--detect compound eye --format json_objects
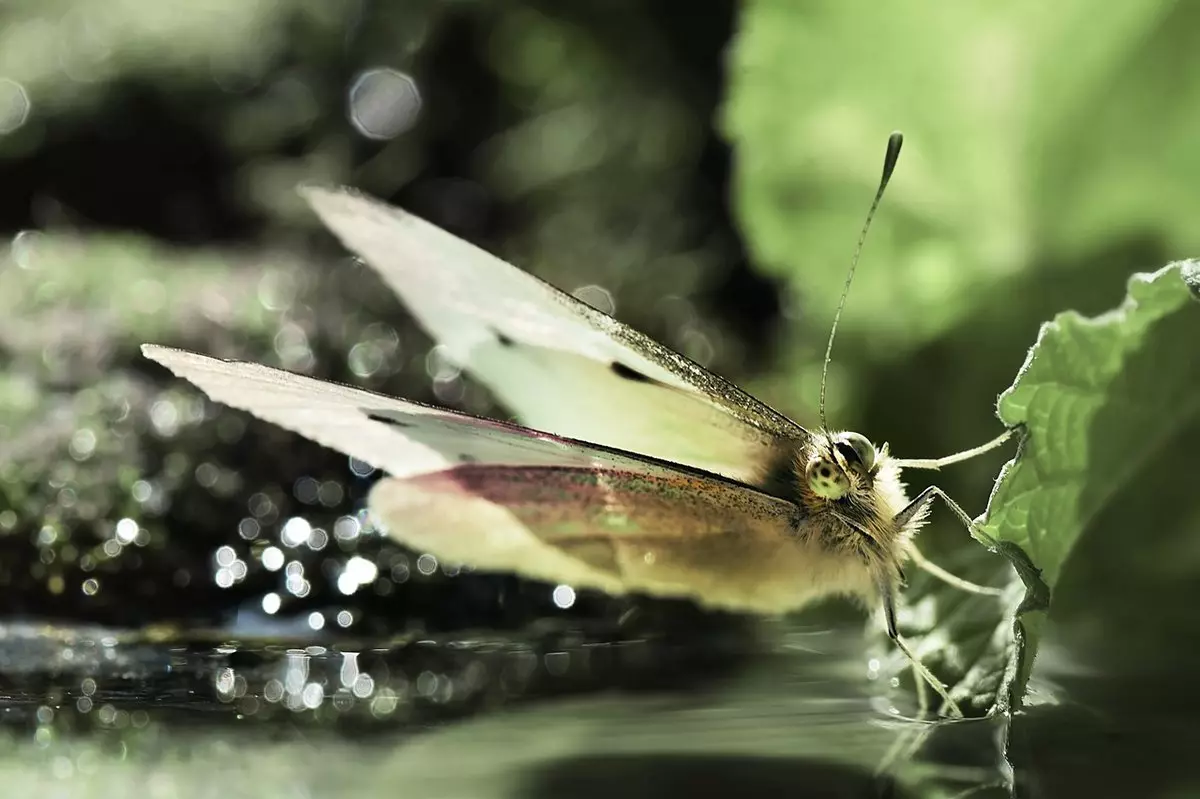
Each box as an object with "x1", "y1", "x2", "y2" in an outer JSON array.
[
  {"x1": 807, "y1": 458, "x2": 850, "y2": 500},
  {"x1": 836, "y1": 432, "x2": 877, "y2": 473}
]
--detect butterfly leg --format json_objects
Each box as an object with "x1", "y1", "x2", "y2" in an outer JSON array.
[
  {"x1": 878, "y1": 579, "x2": 963, "y2": 719},
  {"x1": 893, "y1": 487, "x2": 1007, "y2": 596},
  {"x1": 891, "y1": 429, "x2": 1013, "y2": 470},
  {"x1": 907, "y1": 542, "x2": 1005, "y2": 596}
]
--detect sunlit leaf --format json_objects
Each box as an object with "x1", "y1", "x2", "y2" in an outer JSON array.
[{"x1": 979, "y1": 261, "x2": 1200, "y2": 707}]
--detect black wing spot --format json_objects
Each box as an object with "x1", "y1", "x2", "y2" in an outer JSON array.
[
  {"x1": 494, "y1": 330, "x2": 516, "y2": 347},
  {"x1": 365, "y1": 410, "x2": 414, "y2": 428},
  {"x1": 458, "y1": 453, "x2": 479, "y2": 463},
  {"x1": 610, "y1": 362, "x2": 654, "y2": 384}
]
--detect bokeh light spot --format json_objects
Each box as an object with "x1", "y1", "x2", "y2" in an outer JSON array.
[
  {"x1": 552, "y1": 584, "x2": 576, "y2": 609},
  {"x1": 0, "y1": 78, "x2": 30, "y2": 134},
  {"x1": 347, "y1": 68, "x2": 421, "y2": 140}
]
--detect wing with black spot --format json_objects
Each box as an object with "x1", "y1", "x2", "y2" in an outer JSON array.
[
  {"x1": 141, "y1": 344, "x2": 745, "y2": 480},
  {"x1": 300, "y1": 186, "x2": 808, "y2": 483}
]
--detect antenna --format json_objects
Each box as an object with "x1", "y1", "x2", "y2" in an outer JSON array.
[{"x1": 818, "y1": 131, "x2": 904, "y2": 429}]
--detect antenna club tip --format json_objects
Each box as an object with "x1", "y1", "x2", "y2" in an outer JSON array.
[
  {"x1": 821, "y1": 130, "x2": 906, "y2": 421},
  {"x1": 882, "y1": 132, "x2": 904, "y2": 180}
]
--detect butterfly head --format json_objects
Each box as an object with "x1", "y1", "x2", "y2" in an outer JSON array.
[
  {"x1": 804, "y1": 430, "x2": 883, "y2": 501},
  {"x1": 794, "y1": 429, "x2": 911, "y2": 558}
]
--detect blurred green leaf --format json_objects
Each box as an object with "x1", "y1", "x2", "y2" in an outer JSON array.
[
  {"x1": 981, "y1": 261, "x2": 1200, "y2": 706},
  {"x1": 724, "y1": 0, "x2": 1200, "y2": 366}
]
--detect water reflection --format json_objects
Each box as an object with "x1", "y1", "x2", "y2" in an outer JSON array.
[
  {"x1": 0, "y1": 619, "x2": 1018, "y2": 798},
  {"x1": 8, "y1": 612, "x2": 1192, "y2": 797}
]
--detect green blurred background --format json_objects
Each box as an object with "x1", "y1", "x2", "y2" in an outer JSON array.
[{"x1": 1, "y1": 0, "x2": 1199, "y2": 795}]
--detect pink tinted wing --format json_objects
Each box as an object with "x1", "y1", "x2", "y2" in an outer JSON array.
[{"x1": 369, "y1": 466, "x2": 874, "y2": 615}]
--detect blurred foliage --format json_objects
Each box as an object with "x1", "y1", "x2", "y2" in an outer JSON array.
[{"x1": 726, "y1": 0, "x2": 1199, "y2": 372}]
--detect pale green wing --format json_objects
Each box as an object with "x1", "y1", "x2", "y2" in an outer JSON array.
[
  {"x1": 301, "y1": 186, "x2": 807, "y2": 484},
  {"x1": 141, "y1": 344, "x2": 704, "y2": 478}
]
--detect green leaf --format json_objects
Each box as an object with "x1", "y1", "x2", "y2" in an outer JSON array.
[{"x1": 980, "y1": 260, "x2": 1200, "y2": 708}]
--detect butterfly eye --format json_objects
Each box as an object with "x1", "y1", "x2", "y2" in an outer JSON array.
[
  {"x1": 807, "y1": 458, "x2": 850, "y2": 500},
  {"x1": 835, "y1": 432, "x2": 877, "y2": 473}
]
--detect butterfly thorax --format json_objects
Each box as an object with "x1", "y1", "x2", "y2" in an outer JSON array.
[{"x1": 781, "y1": 429, "x2": 919, "y2": 585}]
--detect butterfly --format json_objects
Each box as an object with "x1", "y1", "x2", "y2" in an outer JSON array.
[{"x1": 143, "y1": 133, "x2": 1011, "y2": 717}]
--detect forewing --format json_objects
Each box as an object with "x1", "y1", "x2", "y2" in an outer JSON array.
[
  {"x1": 367, "y1": 465, "x2": 860, "y2": 614},
  {"x1": 141, "y1": 344, "x2": 734, "y2": 479},
  {"x1": 300, "y1": 186, "x2": 806, "y2": 483}
]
